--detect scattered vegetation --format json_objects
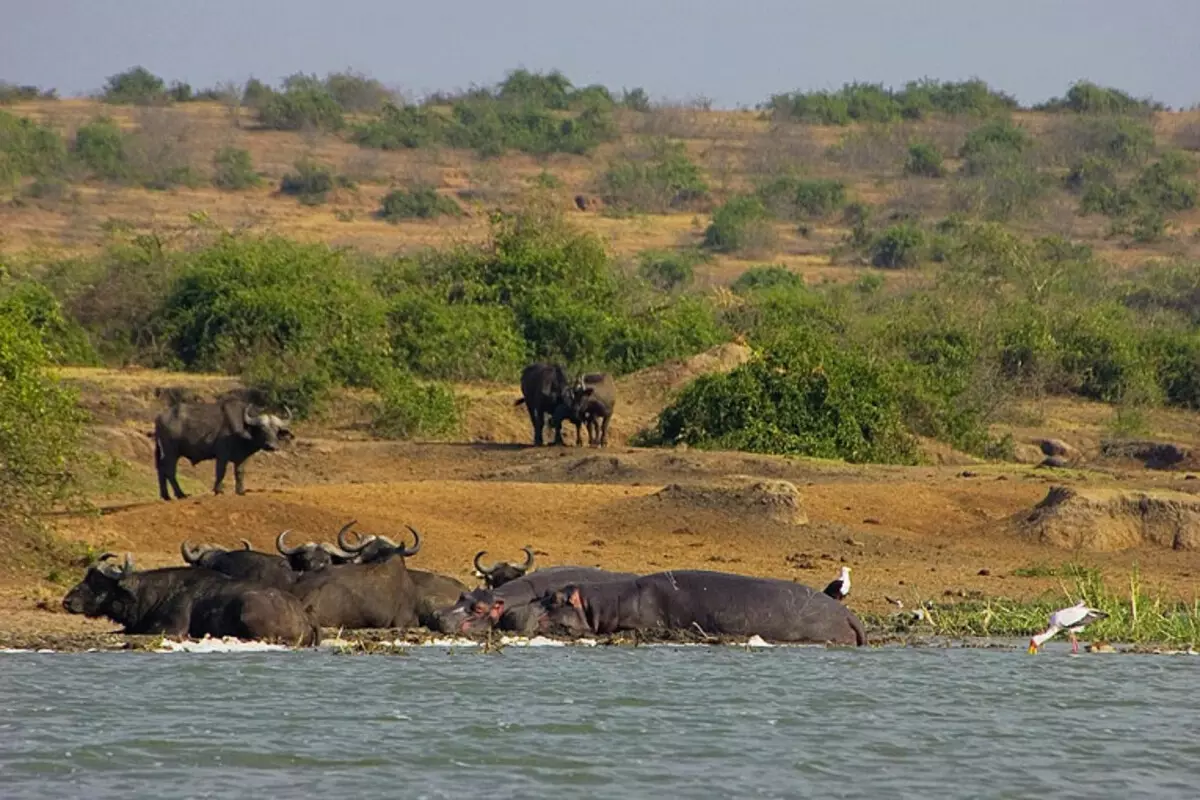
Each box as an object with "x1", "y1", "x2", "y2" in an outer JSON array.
[
  {"x1": 767, "y1": 79, "x2": 1018, "y2": 124},
  {"x1": 279, "y1": 158, "x2": 352, "y2": 205},
  {"x1": 378, "y1": 185, "x2": 463, "y2": 221},
  {"x1": 597, "y1": 137, "x2": 709, "y2": 213},
  {"x1": 211, "y1": 146, "x2": 261, "y2": 190}
]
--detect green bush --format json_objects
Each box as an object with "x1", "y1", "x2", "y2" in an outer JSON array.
[
  {"x1": 904, "y1": 141, "x2": 944, "y2": 177},
  {"x1": 386, "y1": 291, "x2": 527, "y2": 381},
  {"x1": 211, "y1": 146, "x2": 261, "y2": 190},
  {"x1": 757, "y1": 176, "x2": 846, "y2": 219},
  {"x1": 0, "y1": 110, "x2": 66, "y2": 186},
  {"x1": 1055, "y1": 304, "x2": 1149, "y2": 402},
  {"x1": 378, "y1": 185, "x2": 463, "y2": 221},
  {"x1": 370, "y1": 370, "x2": 461, "y2": 439},
  {"x1": 597, "y1": 138, "x2": 708, "y2": 212},
  {"x1": 960, "y1": 119, "x2": 1032, "y2": 173},
  {"x1": 871, "y1": 223, "x2": 926, "y2": 268},
  {"x1": 636, "y1": 249, "x2": 703, "y2": 291},
  {"x1": 445, "y1": 94, "x2": 615, "y2": 157},
  {"x1": 0, "y1": 83, "x2": 57, "y2": 104},
  {"x1": 1037, "y1": 81, "x2": 1163, "y2": 115},
  {"x1": 160, "y1": 235, "x2": 390, "y2": 387},
  {"x1": 240, "y1": 350, "x2": 334, "y2": 420},
  {"x1": 703, "y1": 195, "x2": 774, "y2": 254},
  {"x1": 352, "y1": 102, "x2": 444, "y2": 149},
  {"x1": 0, "y1": 307, "x2": 87, "y2": 526},
  {"x1": 498, "y1": 68, "x2": 573, "y2": 110},
  {"x1": 101, "y1": 66, "x2": 166, "y2": 105},
  {"x1": 0, "y1": 279, "x2": 97, "y2": 365},
  {"x1": 258, "y1": 76, "x2": 345, "y2": 131},
  {"x1": 730, "y1": 265, "x2": 804, "y2": 294},
  {"x1": 324, "y1": 70, "x2": 392, "y2": 112},
  {"x1": 1134, "y1": 152, "x2": 1197, "y2": 213},
  {"x1": 768, "y1": 79, "x2": 1016, "y2": 124},
  {"x1": 279, "y1": 159, "x2": 342, "y2": 205},
  {"x1": 71, "y1": 117, "x2": 130, "y2": 181},
  {"x1": 644, "y1": 332, "x2": 918, "y2": 464},
  {"x1": 621, "y1": 87, "x2": 652, "y2": 112}
]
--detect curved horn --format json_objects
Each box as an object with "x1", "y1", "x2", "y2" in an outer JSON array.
[
  {"x1": 243, "y1": 406, "x2": 256, "y2": 427},
  {"x1": 180, "y1": 540, "x2": 205, "y2": 565},
  {"x1": 518, "y1": 545, "x2": 535, "y2": 572},
  {"x1": 473, "y1": 550, "x2": 495, "y2": 576},
  {"x1": 281, "y1": 406, "x2": 293, "y2": 423},
  {"x1": 240, "y1": 539, "x2": 253, "y2": 551},
  {"x1": 336, "y1": 520, "x2": 372, "y2": 553},
  {"x1": 318, "y1": 542, "x2": 357, "y2": 560},
  {"x1": 399, "y1": 525, "x2": 422, "y2": 558},
  {"x1": 98, "y1": 553, "x2": 134, "y2": 579},
  {"x1": 97, "y1": 551, "x2": 120, "y2": 563},
  {"x1": 275, "y1": 530, "x2": 303, "y2": 556}
]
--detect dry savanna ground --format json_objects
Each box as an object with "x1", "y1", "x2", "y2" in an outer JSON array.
[{"x1": 4, "y1": 98, "x2": 1200, "y2": 640}]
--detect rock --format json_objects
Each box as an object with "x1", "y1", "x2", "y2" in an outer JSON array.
[
  {"x1": 978, "y1": 569, "x2": 991, "y2": 576},
  {"x1": 1038, "y1": 456, "x2": 1071, "y2": 469},
  {"x1": 1012, "y1": 444, "x2": 1046, "y2": 465},
  {"x1": 1017, "y1": 484, "x2": 1200, "y2": 551},
  {"x1": 1036, "y1": 438, "x2": 1079, "y2": 459}
]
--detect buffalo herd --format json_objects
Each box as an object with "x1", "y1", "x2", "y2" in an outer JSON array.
[{"x1": 71, "y1": 366, "x2": 866, "y2": 646}]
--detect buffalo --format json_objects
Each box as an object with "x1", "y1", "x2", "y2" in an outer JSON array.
[
  {"x1": 515, "y1": 363, "x2": 570, "y2": 446},
  {"x1": 179, "y1": 538, "x2": 298, "y2": 590},
  {"x1": 554, "y1": 373, "x2": 616, "y2": 448},
  {"x1": 433, "y1": 566, "x2": 639, "y2": 635},
  {"x1": 289, "y1": 524, "x2": 423, "y2": 629},
  {"x1": 63, "y1": 553, "x2": 319, "y2": 645},
  {"x1": 538, "y1": 570, "x2": 867, "y2": 645},
  {"x1": 473, "y1": 546, "x2": 536, "y2": 588},
  {"x1": 274, "y1": 524, "x2": 360, "y2": 573},
  {"x1": 153, "y1": 395, "x2": 293, "y2": 501}
]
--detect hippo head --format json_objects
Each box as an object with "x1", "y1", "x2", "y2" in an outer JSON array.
[
  {"x1": 537, "y1": 586, "x2": 591, "y2": 636},
  {"x1": 472, "y1": 547, "x2": 535, "y2": 589},
  {"x1": 243, "y1": 406, "x2": 294, "y2": 452},
  {"x1": 62, "y1": 553, "x2": 135, "y2": 620},
  {"x1": 435, "y1": 591, "x2": 506, "y2": 635},
  {"x1": 276, "y1": 525, "x2": 359, "y2": 572}
]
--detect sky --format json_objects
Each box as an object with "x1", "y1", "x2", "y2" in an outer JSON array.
[{"x1": 2, "y1": 0, "x2": 1198, "y2": 109}]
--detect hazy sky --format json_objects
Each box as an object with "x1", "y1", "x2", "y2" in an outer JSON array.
[{"x1": 3, "y1": 1, "x2": 1197, "y2": 108}]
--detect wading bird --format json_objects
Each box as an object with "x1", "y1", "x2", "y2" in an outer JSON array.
[
  {"x1": 823, "y1": 567, "x2": 851, "y2": 601},
  {"x1": 1028, "y1": 601, "x2": 1108, "y2": 654}
]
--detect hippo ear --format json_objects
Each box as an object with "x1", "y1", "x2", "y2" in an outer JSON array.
[
  {"x1": 568, "y1": 587, "x2": 583, "y2": 609},
  {"x1": 489, "y1": 599, "x2": 505, "y2": 621}
]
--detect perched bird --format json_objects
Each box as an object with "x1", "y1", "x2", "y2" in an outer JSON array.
[
  {"x1": 823, "y1": 567, "x2": 851, "y2": 601},
  {"x1": 885, "y1": 596, "x2": 904, "y2": 609},
  {"x1": 1028, "y1": 601, "x2": 1109, "y2": 654}
]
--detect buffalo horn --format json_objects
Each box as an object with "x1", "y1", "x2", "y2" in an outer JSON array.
[
  {"x1": 518, "y1": 545, "x2": 535, "y2": 572},
  {"x1": 473, "y1": 551, "x2": 495, "y2": 576},
  {"x1": 336, "y1": 520, "x2": 372, "y2": 553},
  {"x1": 318, "y1": 542, "x2": 357, "y2": 560},
  {"x1": 240, "y1": 539, "x2": 253, "y2": 551},
  {"x1": 281, "y1": 406, "x2": 294, "y2": 423},
  {"x1": 275, "y1": 530, "x2": 304, "y2": 556},
  {"x1": 180, "y1": 540, "x2": 206, "y2": 565},
  {"x1": 399, "y1": 525, "x2": 422, "y2": 558}
]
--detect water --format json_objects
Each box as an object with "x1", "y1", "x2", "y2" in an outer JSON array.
[{"x1": 2, "y1": 644, "x2": 1199, "y2": 799}]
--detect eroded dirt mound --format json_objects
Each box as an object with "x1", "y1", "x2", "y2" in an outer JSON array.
[
  {"x1": 1099, "y1": 439, "x2": 1196, "y2": 471},
  {"x1": 650, "y1": 478, "x2": 809, "y2": 526},
  {"x1": 1018, "y1": 485, "x2": 1200, "y2": 551}
]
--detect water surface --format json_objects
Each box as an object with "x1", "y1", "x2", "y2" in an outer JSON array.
[{"x1": 2, "y1": 645, "x2": 1197, "y2": 799}]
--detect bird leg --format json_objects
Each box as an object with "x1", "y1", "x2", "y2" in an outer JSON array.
[{"x1": 1070, "y1": 632, "x2": 1079, "y2": 654}]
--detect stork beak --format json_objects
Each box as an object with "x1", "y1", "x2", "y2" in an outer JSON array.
[{"x1": 1027, "y1": 641, "x2": 1038, "y2": 655}]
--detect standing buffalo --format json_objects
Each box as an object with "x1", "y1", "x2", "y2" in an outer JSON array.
[
  {"x1": 180, "y1": 539, "x2": 297, "y2": 591},
  {"x1": 289, "y1": 525, "x2": 422, "y2": 629},
  {"x1": 515, "y1": 363, "x2": 570, "y2": 446},
  {"x1": 538, "y1": 570, "x2": 867, "y2": 645},
  {"x1": 555, "y1": 373, "x2": 616, "y2": 448},
  {"x1": 153, "y1": 395, "x2": 293, "y2": 501},
  {"x1": 433, "y1": 566, "x2": 639, "y2": 635},
  {"x1": 63, "y1": 553, "x2": 319, "y2": 645},
  {"x1": 473, "y1": 547, "x2": 536, "y2": 588}
]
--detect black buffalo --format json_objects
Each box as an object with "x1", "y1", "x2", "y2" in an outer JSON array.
[
  {"x1": 289, "y1": 525, "x2": 422, "y2": 629},
  {"x1": 180, "y1": 538, "x2": 298, "y2": 590},
  {"x1": 473, "y1": 546, "x2": 536, "y2": 588},
  {"x1": 553, "y1": 372, "x2": 616, "y2": 448},
  {"x1": 274, "y1": 524, "x2": 360, "y2": 573},
  {"x1": 538, "y1": 570, "x2": 867, "y2": 645},
  {"x1": 62, "y1": 553, "x2": 319, "y2": 645},
  {"x1": 153, "y1": 395, "x2": 293, "y2": 501},
  {"x1": 515, "y1": 363, "x2": 570, "y2": 446},
  {"x1": 433, "y1": 566, "x2": 639, "y2": 635}
]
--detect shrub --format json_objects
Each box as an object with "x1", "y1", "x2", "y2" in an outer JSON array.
[
  {"x1": 1049, "y1": 116, "x2": 1156, "y2": 166},
  {"x1": 445, "y1": 94, "x2": 615, "y2": 157},
  {"x1": 378, "y1": 185, "x2": 463, "y2": 221},
  {"x1": 645, "y1": 333, "x2": 919, "y2": 464},
  {"x1": 960, "y1": 119, "x2": 1032, "y2": 173},
  {"x1": 125, "y1": 108, "x2": 199, "y2": 190},
  {"x1": 730, "y1": 265, "x2": 804, "y2": 294},
  {"x1": 279, "y1": 159, "x2": 340, "y2": 205},
  {"x1": 211, "y1": 146, "x2": 261, "y2": 190},
  {"x1": 370, "y1": 370, "x2": 461, "y2": 439},
  {"x1": 258, "y1": 76, "x2": 345, "y2": 131},
  {"x1": 242, "y1": 78, "x2": 274, "y2": 109},
  {"x1": 904, "y1": 141, "x2": 944, "y2": 177},
  {"x1": 101, "y1": 66, "x2": 166, "y2": 105},
  {"x1": 352, "y1": 102, "x2": 444, "y2": 149},
  {"x1": 159, "y1": 235, "x2": 390, "y2": 387},
  {"x1": 0, "y1": 110, "x2": 66, "y2": 185},
  {"x1": 597, "y1": 137, "x2": 709, "y2": 212},
  {"x1": 498, "y1": 69, "x2": 573, "y2": 110},
  {"x1": 898, "y1": 79, "x2": 1018, "y2": 118},
  {"x1": 0, "y1": 279, "x2": 97, "y2": 365},
  {"x1": 1055, "y1": 304, "x2": 1148, "y2": 402},
  {"x1": 1037, "y1": 81, "x2": 1163, "y2": 115},
  {"x1": 636, "y1": 249, "x2": 703, "y2": 291},
  {"x1": 324, "y1": 70, "x2": 392, "y2": 112},
  {"x1": 386, "y1": 291, "x2": 527, "y2": 381},
  {"x1": 757, "y1": 177, "x2": 846, "y2": 219},
  {"x1": 703, "y1": 195, "x2": 774, "y2": 254},
  {"x1": 0, "y1": 307, "x2": 87, "y2": 527},
  {"x1": 621, "y1": 87, "x2": 652, "y2": 112},
  {"x1": 0, "y1": 83, "x2": 57, "y2": 104},
  {"x1": 1133, "y1": 152, "x2": 1197, "y2": 213},
  {"x1": 71, "y1": 117, "x2": 130, "y2": 181},
  {"x1": 240, "y1": 351, "x2": 334, "y2": 420},
  {"x1": 871, "y1": 223, "x2": 926, "y2": 268}
]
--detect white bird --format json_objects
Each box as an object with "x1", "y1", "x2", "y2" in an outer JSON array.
[
  {"x1": 1028, "y1": 601, "x2": 1109, "y2": 654},
  {"x1": 823, "y1": 567, "x2": 851, "y2": 601}
]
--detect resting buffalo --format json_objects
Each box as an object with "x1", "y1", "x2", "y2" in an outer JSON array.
[
  {"x1": 433, "y1": 566, "x2": 639, "y2": 635},
  {"x1": 473, "y1": 547, "x2": 536, "y2": 588},
  {"x1": 289, "y1": 525, "x2": 422, "y2": 629},
  {"x1": 180, "y1": 539, "x2": 298, "y2": 590},
  {"x1": 538, "y1": 570, "x2": 867, "y2": 645},
  {"x1": 335, "y1": 523, "x2": 468, "y2": 628},
  {"x1": 153, "y1": 395, "x2": 293, "y2": 501},
  {"x1": 515, "y1": 363, "x2": 570, "y2": 446},
  {"x1": 62, "y1": 553, "x2": 319, "y2": 645},
  {"x1": 553, "y1": 373, "x2": 617, "y2": 447},
  {"x1": 274, "y1": 524, "x2": 360, "y2": 573}
]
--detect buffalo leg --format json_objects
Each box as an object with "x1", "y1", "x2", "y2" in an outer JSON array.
[
  {"x1": 599, "y1": 414, "x2": 611, "y2": 447},
  {"x1": 158, "y1": 453, "x2": 187, "y2": 501},
  {"x1": 529, "y1": 407, "x2": 544, "y2": 446},
  {"x1": 233, "y1": 461, "x2": 247, "y2": 495},
  {"x1": 213, "y1": 458, "x2": 229, "y2": 495},
  {"x1": 574, "y1": 420, "x2": 584, "y2": 447}
]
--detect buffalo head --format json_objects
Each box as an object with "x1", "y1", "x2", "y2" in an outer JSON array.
[
  {"x1": 337, "y1": 521, "x2": 422, "y2": 563},
  {"x1": 275, "y1": 524, "x2": 358, "y2": 572},
  {"x1": 472, "y1": 546, "x2": 535, "y2": 588},
  {"x1": 244, "y1": 406, "x2": 294, "y2": 452},
  {"x1": 181, "y1": 538, "x2": 256, "y2": 567},
  {"x1": 62, "y1": 552, "x2": 135, "y2": 618}
]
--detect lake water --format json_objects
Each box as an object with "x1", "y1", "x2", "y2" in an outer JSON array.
[{"x1": 2, "y1": 643, "x2": 1198, "y2": 799}]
